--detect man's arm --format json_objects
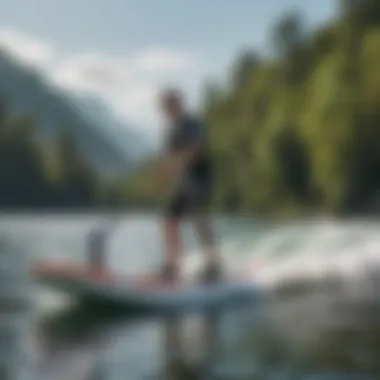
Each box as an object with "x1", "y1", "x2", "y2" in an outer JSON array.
[
  {"x1": 155, "y1": 148, "x2": 195, "y2": 182},
  {"x1": 168, "y1": 140, "x2": 201, "y2": 171}
]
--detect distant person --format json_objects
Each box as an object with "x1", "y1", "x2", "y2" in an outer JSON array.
[{"x1": 157, "y1": 88, "x2": 221, "y2": 283}]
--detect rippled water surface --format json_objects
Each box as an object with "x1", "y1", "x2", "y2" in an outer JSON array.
[{"x1": 0, "y1": 214, "x2": 379, "y2": 380}]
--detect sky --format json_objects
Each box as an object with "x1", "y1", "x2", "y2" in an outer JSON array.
[{"x1": 0, "y1": 0, "x2": 338, "y2": 137}]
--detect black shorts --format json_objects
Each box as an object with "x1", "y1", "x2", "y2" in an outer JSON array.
[{"x1": 165, "y1": 180, "x2": 211, "y2": 218}]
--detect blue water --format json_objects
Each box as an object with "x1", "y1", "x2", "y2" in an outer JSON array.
[{"x1": 0, "y1": 214, "x2": 379, "y2": 380}]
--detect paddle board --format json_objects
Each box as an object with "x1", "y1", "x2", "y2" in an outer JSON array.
[{"x1": 32, "y1": 260, "x2": 262, "y2": 312}]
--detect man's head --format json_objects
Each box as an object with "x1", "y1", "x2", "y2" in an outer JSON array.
[{"x1": 158, "y1": 87, "x2": 185, "y2": 123}]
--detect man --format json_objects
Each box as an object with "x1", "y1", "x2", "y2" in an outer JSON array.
[{"x1": 157, "y1": 88, "x2": 222, "y2": 283}]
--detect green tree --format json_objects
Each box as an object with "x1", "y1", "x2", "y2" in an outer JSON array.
[{"x1": 54, "y1": 132, "x2": 98, "y2": 208}]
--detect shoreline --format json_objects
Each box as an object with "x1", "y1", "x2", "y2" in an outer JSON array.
[{"x1": 0, "y1": 207, "x2": 378, "y2": 220}]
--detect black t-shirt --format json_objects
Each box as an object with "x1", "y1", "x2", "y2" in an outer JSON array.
[{"x1": 166, "y1": 115, "x2": 211, "y2": 186}]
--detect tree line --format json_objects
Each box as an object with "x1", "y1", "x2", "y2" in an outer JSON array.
[
  {"x1": 123, "y1": 0, "x2": 380, "y2": 213},
  {"x1": 1, "y1": 0, "x2": 380, "y2": 215},
  {"x1": 126, "y1": 0, "x2": 380, "y2": 215},
  {"x1": 0, "y1": 103, "x2": 126, "y2": 210}
]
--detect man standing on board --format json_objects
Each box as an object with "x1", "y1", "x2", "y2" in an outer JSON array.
[{"x1": 157, "y1": 88, "x2": 222, "y2": 283}]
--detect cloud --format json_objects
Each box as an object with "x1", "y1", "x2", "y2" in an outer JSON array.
[
  {"x1": 52, "y1": 47, "x2": 199, "y2": 130},
  {"x1": 114, "y1": 82, "x2": 161, "y2": 128},
  {"x1": 54, "y1": 53, "x2": 130, "y2": 94},
  {"x1": 0, "y1": 28, "x2": 201, "y2": 132},
  {"x1": 0, "y1": 28, "x2": 54, "y2": 67},
  {"x1": 132, "y1": 47, "x2": 196, "y2": 74}
]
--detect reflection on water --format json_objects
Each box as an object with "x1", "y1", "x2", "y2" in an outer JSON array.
[
  {"x1": 35, "y1": 306, "x2": 226, "y2": 380},
  {"x1": 160, "y1": 313, "x2": 219, "y2": 380},
  {"x1": 33, "y1": 273, "x2": 380, "y2": 380},
  {"x1": 0, "y1": 237, "x2": 33, "y2": 380},
  {"x1": 1, "y1": 216, "x2": 380, "y2": 380}
]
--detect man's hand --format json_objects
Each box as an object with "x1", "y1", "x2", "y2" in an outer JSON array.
[
  {"x1": 165, "y1": 143, "x2": 201, "y2": 177},
  {"x1": 156, "y1": 153, "x2": 185, "y2": 182},
  {"x1": 137, "y1": 156, "x2": 182, "y2": 198},
  {"x1": 149, "y1": 142, "x2": 201, "y2": 191}
]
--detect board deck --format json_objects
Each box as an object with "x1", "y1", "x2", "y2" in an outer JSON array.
[{"x1": 32, "y1": 260, "x2": 262, "y2": 312}]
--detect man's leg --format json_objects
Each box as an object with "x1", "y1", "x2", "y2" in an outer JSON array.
[
  {"x1": 183, "y1": 179, "x2": 221, "y2": 282},
  {"x1": 162, "y1": 192, "x2": 185, "y2": 281},
  {"x1": 162, "y1": 216, "x2": 181, "y2": 279},
  {"x1": 193, "y1": 213, "x2": 219, "y2": 265}
]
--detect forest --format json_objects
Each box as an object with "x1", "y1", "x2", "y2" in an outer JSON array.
[
  {"x1": 1, "y1": 0, "x2": 380, "y2": 215},
  {"x1": 200, "y1": 0, "x2": 380, "y2": 215},
  {"x1": 0, "y1": 103, "x2": 126, "y2": 210}
]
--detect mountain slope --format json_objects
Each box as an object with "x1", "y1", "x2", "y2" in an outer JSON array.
[{"x1": 0, "y1": 49, "x2": 151, "y2": 174}]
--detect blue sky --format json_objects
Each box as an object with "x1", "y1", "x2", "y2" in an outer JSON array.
[{"x1": 0, "y1": 0, "x2": 338, "y2": 135}]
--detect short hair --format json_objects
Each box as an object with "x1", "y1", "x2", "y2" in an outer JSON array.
[{"x1": 159, "y1": 87, "x2": 183, "y2": 104}]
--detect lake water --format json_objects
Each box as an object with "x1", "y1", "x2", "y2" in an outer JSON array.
[{"x1": 0, "y1": 214, "x2": 380, "y2": 380}]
